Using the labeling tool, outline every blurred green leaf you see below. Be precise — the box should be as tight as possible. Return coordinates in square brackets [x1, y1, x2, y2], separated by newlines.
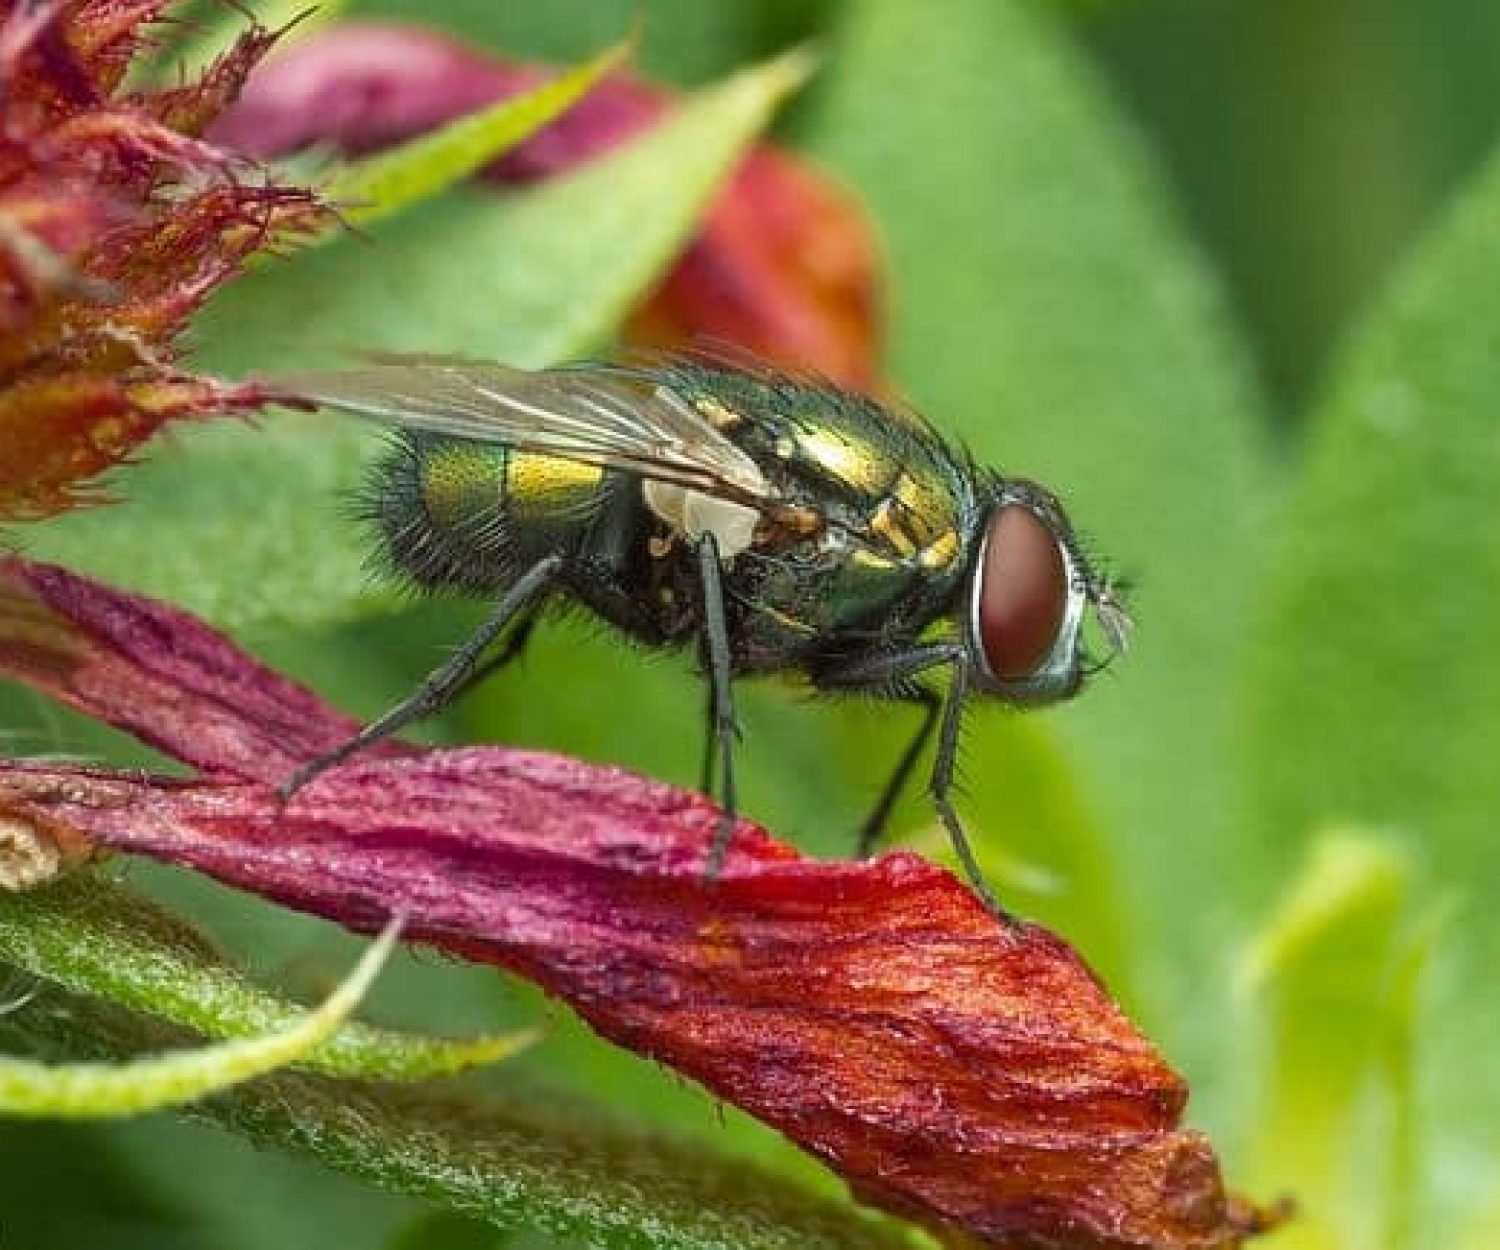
[0, 917, 406, 1117]
[1244, 135, 1500, 1235]
[27, 49, 812, 631]
[1454, 1203, 1500, 1250]
[0, 980, 906, 1250]
[800, 0, 1272, 1048]
[0, 877, 533, 1082]
[349, 0, 825, 86]
[322, 40, 631, 235]
[385, 1211, 510, 1250]
[1237, 831, 1434, 1250]
[0, 1120, 207, 1250]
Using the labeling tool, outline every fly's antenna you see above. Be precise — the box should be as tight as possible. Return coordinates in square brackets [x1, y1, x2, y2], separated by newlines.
[1090, 575, 1134, 658]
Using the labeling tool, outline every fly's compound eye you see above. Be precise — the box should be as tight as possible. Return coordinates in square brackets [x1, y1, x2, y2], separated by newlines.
[971, 503, 1084, 701]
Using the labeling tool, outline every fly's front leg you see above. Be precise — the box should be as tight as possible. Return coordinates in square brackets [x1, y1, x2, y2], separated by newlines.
[814, 644, 1012, 924]
[813, 645, 954, 857]
[930, 660, 1012, 924]
[694, 533, 741, 875]
[857, 688, 939, 858]
[279, 554, 564, 799]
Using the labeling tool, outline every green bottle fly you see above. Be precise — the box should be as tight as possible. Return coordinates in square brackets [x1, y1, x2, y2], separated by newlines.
[274, 353, 1131, 917]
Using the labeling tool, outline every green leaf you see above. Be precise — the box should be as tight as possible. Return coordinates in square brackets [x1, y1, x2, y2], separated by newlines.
[1454, 1203, 1500, 1250]
[0, 918, 403, 1117]
[1237, 831, 1435, 1250]
[1244, 137, 1500, 1240]
[0, 979, 907, 1250]
[27, 49, 813, 631]
[321, 40, 632, 234]
[348, 0, 814, 86]
[0, 876, 534, 1082]
[0, 1120, 207, 1250]
[800, 0, 1271, 1045]
[385, 1211, 511, 1250]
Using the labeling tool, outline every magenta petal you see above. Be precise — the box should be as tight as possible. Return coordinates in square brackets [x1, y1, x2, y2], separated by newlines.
[0, 559, 1273, 1248]
[1, 751, 1266, 1250]
[208, 22, 659, 166]
[0, 559, 404, 780]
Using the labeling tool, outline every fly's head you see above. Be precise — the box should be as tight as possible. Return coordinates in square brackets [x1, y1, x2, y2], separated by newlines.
[963, 478, 1131, 705]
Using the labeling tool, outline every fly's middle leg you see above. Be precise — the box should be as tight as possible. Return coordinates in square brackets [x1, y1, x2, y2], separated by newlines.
[928, 659, 1012, 924]
[699, 683, 718, 798]
[693, 533, 742, 875]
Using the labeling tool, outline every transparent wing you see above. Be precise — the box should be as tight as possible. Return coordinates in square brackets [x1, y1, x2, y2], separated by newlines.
[270, 355, 772, 503]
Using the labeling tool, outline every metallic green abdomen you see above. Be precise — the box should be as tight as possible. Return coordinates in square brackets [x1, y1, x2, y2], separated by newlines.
[367, 434, 617, 594]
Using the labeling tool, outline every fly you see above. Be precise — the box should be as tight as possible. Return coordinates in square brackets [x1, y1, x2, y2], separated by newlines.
[272, 352, 1131, 918]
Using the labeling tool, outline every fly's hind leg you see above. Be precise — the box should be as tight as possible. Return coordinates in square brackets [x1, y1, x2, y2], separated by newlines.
[693, 533, 742, 875]
[446, 602, 542, 704]
[279, 554, 564, 799]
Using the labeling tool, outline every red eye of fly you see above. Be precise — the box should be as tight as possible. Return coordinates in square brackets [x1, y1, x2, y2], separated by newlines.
[976, 505, 1069, 682]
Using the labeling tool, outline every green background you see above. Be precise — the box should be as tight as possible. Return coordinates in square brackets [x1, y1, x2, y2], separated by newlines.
[5, 2, 1500, 1248]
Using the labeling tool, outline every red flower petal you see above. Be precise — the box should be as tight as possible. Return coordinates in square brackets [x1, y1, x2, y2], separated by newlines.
[210, 22, 881, 389]
[0, 558, 1275, 1249]
[0, 373, 275, 518]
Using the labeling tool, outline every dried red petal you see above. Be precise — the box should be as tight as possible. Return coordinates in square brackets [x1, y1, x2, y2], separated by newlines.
[210, 22, 882, 389]
[0, 558, 1275, 1249]
[0, 557, 393, 777]
[0, 1, 329, 522]
[144, 23, 282, 139]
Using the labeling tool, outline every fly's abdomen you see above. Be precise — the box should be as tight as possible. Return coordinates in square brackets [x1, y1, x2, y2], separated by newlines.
[365, 434, 612, 593]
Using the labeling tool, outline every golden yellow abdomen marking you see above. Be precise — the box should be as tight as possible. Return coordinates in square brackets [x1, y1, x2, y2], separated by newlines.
[693, 396, 746, 431]
[508, 452, 605, 505]
[869, 497, 920, 558]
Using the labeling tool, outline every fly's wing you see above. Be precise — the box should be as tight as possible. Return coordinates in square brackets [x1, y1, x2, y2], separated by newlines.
[269, 356, 772, 504]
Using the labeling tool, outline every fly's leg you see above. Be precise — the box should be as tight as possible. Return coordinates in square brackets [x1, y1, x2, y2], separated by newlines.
[812, 646, 950, 855]
[699, 684, 717, 797]
[445, 604, 542, 704]
[813, 645, 1012, 923]
[928, 658, 1012, 923]
[279, 554, 564, 799]
[856, 687, 939, 858]
[694, 533, 741, 875]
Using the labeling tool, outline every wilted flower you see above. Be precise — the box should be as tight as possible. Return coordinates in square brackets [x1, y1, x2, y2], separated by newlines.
[0, 557, 1276, 1250]
[0, 0, 327, 522]
[209, 22, 882, 390]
